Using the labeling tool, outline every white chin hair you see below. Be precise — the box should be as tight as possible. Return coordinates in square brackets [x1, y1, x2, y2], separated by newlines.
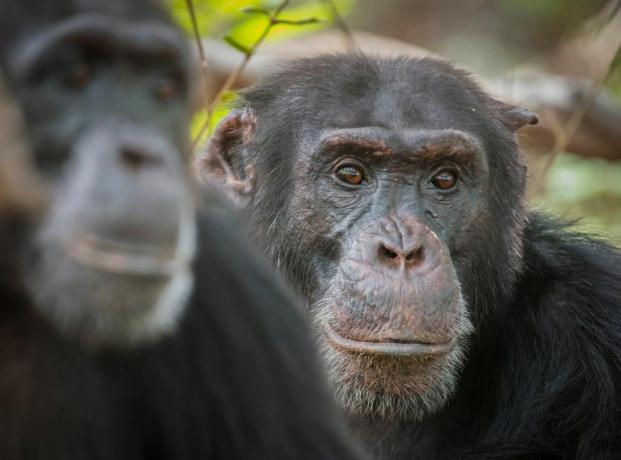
[28, 202, 198, 349]
[312, 287, 472, 421]
[131, 266, 195, 345]
[134, 204, 197, 344]
[321, 339, 467, 421]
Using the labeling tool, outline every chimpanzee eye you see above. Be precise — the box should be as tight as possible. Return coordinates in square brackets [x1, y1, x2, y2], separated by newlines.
[431, 169, 458, 190]
[335, 164, 366, 186]
[154, 76, 179, 102]
[61, 62, 93, 90]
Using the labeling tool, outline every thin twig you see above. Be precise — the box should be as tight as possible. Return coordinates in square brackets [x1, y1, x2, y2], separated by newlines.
[185, 0, 212, 116]
[319, 0, 357, 51]
[191, 0, 296, 151]
[534, 43, 621, 194]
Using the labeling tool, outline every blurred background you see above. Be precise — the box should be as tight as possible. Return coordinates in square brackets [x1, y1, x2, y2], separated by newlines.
[170, 0, 621, 244]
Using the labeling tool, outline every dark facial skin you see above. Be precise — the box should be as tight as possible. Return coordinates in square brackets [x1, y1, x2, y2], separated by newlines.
[198, 55, 538, 420]
[294, 126, 479, 418]
[2, 9, 196, 347]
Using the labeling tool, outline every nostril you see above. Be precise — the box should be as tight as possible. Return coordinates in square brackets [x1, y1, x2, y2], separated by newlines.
[380, 245, 399, 261]
[405, 247, 424, 265]
[120, 147, 160, 171]
[377, 242, 426, 270]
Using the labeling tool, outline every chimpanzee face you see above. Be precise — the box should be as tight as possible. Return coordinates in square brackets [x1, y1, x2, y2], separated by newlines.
[2, 11, 197, 347]
[288, 126, 487, 419]
[198, 55, 537, 419]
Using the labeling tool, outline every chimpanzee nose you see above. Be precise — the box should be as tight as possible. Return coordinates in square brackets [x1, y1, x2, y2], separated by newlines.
[349, 217, 445, 277]
[377, 240, 425, 270]
[119, 145, 163, 171]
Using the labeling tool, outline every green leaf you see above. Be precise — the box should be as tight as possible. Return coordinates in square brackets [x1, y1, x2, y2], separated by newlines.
[240, 6, 271, 16]
[272, 17, 322, 26]
[223, 35, 251, 55]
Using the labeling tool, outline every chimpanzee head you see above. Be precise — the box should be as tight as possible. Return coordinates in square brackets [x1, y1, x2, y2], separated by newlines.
[0, 0, 197, 347]
[199, 55, 539, 420]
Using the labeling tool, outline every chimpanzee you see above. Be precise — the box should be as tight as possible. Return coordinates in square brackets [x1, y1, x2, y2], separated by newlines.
[0, 2, 364, 459]
[198, 54, 621, 459]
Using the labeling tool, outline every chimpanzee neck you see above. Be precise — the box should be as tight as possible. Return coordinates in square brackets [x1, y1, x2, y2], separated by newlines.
[347, 411, 461, 459]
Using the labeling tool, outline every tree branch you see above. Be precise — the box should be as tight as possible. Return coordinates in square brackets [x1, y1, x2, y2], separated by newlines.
[534, 42, 621, 193]
[319, 0, 357, 51]
[191, 0, 321, 151]
[184, 0, 212, 116]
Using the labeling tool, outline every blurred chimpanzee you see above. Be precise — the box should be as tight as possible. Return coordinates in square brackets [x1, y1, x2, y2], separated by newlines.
[0, 2, 364, 459]
[198, 54, 621, 459]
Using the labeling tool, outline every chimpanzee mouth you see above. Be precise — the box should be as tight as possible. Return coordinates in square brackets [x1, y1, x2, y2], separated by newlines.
[65, 233, 191, 277]
[324, 323, 456, 357]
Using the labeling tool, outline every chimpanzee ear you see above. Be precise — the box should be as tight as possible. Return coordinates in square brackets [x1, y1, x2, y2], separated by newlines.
[195, 107, 256, 207]
[496, 102, 539, 132]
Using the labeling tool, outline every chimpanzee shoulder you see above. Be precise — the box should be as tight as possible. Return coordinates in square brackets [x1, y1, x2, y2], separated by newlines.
[460, 213, 621, 458]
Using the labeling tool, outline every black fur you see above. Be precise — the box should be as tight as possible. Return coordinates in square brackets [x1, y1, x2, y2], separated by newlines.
[203, 54, 621, 459]
[0, 197, 363, 459]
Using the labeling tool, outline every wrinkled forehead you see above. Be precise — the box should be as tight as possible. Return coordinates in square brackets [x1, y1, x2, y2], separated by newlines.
[290, 66, 492, 141]
[290, 75, 492, 155]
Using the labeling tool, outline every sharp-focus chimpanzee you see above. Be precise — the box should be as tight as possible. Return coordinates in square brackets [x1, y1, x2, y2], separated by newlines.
[198, 54, 621, 459]
[0, 3, 364, 459]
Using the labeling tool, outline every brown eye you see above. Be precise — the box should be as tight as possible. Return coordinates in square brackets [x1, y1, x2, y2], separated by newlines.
[335, 164, 365, 186]
[431, 169, 457, 190]
[154, 77, 179, 102]
[63, 63, 92, 90]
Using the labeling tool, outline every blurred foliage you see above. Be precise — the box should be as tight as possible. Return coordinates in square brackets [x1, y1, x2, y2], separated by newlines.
[493, 0, 605, 51]
[190, 91, 239, 142]
[168, 0, 355, 137]
[540, 49, 621, 244]
[606, 54, 621, 100]
[352, 0, 608, 75]
[534, 153, 621, 245]
[170, 0, 355, 44]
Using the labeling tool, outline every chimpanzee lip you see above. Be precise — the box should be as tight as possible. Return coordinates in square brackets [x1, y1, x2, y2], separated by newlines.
[324, 324, 456, 357]
[65, 233, 190, 277]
